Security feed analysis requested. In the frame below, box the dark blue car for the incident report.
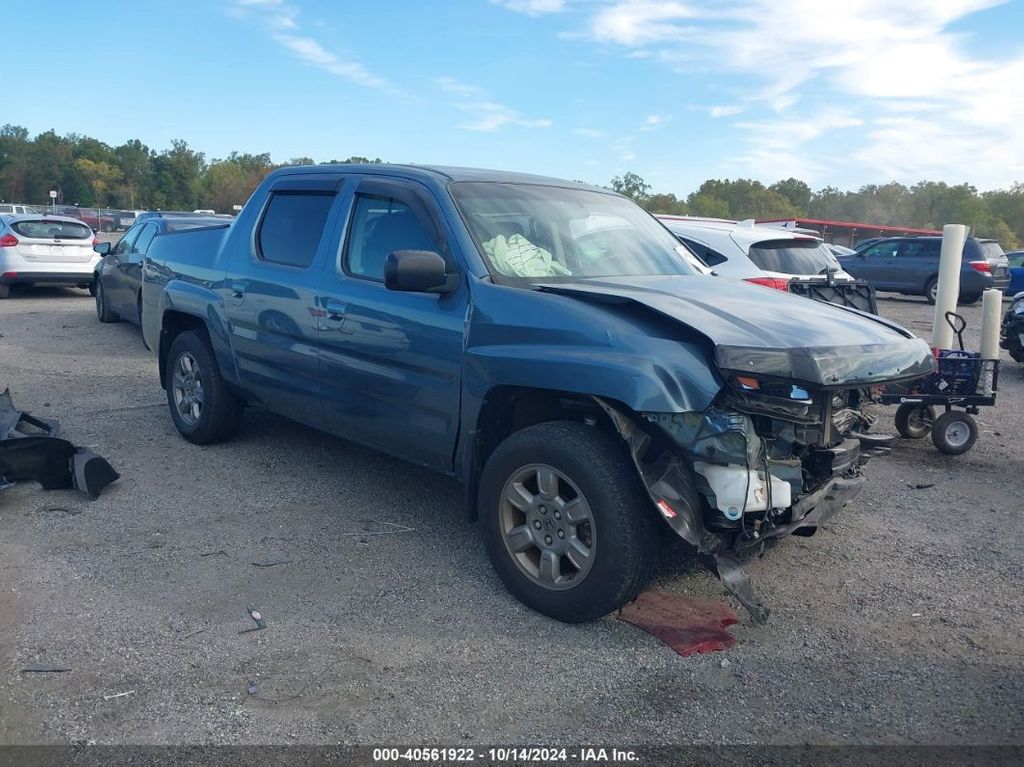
[840,235,1010,304]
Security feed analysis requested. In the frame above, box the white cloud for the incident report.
[576,0,1024,185]
[709,105,744,118]
[572,127,607,138]
[491,0,567,16]
[437,77,553,131]
[229,0,394,91]
[639,113,670,130]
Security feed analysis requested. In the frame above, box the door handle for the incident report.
[230,281,247,305]
[325,299,347,318]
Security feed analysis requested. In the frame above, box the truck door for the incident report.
[317,177,467,472]
[221,175,344,428]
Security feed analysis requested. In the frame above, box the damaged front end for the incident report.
[596,374,897,623]
[0,389,119,498]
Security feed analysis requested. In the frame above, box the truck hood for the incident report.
[537,275,934,387]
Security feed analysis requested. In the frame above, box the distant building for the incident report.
[756,217,941,248]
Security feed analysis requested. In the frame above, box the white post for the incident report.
[979,289,1002,359]
[931,224,968,349]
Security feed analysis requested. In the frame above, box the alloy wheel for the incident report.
[498,463,596,591]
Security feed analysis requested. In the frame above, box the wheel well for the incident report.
[465,386,624,520]
[158,311,209,383]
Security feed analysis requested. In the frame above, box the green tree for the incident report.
[151,139,205,210]
[609,172,651,203]
[769,178,811,212]
[114,140,153,209]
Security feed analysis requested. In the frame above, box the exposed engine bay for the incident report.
[596,376,895,623]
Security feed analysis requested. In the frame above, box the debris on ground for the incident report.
[0,388,119,497]
[619,591,739,657]
[240,607,267,634]
[102,690,135,701]
[251,560,292,567]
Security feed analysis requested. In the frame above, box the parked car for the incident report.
[0,203,42,216]
[657,216,875,311]
[139,164,933,623]
[93,216,226,325]
[828,244,856,257]
[1001,291,1024,362]
[0,214,101,299]
[1003,251,1024,295]
[841,236,1010,304]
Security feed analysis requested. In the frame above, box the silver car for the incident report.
[0,214,102,299]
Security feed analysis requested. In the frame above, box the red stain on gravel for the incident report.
[618,591,739,657]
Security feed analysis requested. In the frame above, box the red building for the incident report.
[756,217,941,248]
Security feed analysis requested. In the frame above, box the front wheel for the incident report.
[925,277,938,304]
[895,403,935,439]
[478,420,658,623]
[165,330,244,444]
[931,411,978,455]
[95,279,118,323]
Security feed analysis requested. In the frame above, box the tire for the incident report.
[931,411,978,456]
[0,284,9,300]
[925,276,938,304]
[478,420,658,623]
[894,403,935,439]
[88,280,97,297]
[95,279,118,322]
[164,330,244,444]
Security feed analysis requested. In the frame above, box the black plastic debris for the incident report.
[0,388,119,498]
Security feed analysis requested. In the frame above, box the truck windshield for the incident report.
[451,182,698,280]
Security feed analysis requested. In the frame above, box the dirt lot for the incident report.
[0,287,1021,746]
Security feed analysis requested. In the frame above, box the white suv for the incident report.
[0,215,102,299]
[658,216,875,312]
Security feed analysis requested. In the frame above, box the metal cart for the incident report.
[880,312,1000,455]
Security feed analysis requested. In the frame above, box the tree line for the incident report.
[611,172,1023,248]
[0,124,380,214]
[1,125,1020,248]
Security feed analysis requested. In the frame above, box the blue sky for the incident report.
[6,0,1024,194]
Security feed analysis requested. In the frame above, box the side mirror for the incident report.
[384,250,456,293]
[94,242,111,255]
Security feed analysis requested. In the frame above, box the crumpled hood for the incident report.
[538,275,935,387]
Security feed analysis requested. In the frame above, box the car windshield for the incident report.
[10,219,92,240]
[747,239,842,275]
[451,182,699,280]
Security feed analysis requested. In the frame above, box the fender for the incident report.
[157,279,243,390]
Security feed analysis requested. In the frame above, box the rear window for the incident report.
[10,219,93,240]
[165,220,224,233]
[747,239,840,274]
[257,192,334,268]
[979,241,1005,259]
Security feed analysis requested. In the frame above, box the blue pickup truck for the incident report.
[140,164,933,623]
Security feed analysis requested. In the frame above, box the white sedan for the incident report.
[0,214,102,299]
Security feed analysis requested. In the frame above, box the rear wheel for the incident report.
[479,420,658,623]
[925,276,939,304]
[894,403,935,439]
[931,411,978,455]
[95,279,118,323]
[165,330,244,444]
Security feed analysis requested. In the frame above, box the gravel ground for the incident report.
[0,287,1021,746]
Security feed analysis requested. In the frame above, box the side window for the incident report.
[132,224,158,255]
[257,192,335,268]
[1009,254,1024,267]
[896,241,926,258]
[862,242,896,259]
[113,225,142,255]
[345,194,436,281]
